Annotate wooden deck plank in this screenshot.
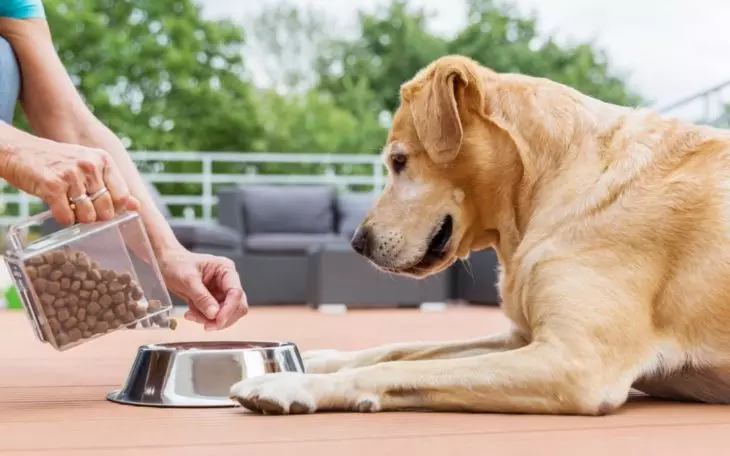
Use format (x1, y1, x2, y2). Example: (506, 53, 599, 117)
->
(0, 305, 728, 455)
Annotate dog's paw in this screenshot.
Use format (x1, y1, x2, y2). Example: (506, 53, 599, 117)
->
(230, 372, 317, 415)
(301, 349, 354, 374)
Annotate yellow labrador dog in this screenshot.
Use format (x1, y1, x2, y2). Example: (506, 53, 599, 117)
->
(230, 54, 730, 415)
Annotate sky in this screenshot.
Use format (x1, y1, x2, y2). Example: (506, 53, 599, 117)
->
(199, 0, 730, 122)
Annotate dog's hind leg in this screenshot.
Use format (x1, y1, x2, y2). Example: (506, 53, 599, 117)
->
(302, 330, 527, 374)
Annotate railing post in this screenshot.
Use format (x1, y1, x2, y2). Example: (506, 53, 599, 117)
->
(19, 191, 29, 219)
(202, 155, 213, 222)
(703, 93, 711, 124)
(372, 156, 384, 193)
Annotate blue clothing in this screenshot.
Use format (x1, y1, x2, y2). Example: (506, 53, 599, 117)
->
(0, 0, 46, 19)
(0, 37, 19, 123)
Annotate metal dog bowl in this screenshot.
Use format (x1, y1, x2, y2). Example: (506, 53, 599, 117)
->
(106, 341, 305, 408)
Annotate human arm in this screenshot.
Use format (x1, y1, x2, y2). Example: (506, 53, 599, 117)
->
(0, 16, 247, 328)
(0, 17, 179, 257)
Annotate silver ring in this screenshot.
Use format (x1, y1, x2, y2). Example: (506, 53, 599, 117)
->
(69, 194, 91, 204)
(89, 187, 109, 201)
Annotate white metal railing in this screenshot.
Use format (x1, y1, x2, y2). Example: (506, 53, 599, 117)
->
(0, 151, 386, 226)
(3, 82, 729, 228)
(655, 79, 730, 128)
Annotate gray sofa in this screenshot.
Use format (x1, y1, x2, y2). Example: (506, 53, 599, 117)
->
(216, 185, 377, 305)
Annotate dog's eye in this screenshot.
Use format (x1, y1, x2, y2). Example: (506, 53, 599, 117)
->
(391, 153, 407, 173)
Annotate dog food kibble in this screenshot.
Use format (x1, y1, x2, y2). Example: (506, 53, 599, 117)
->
(23, 248, 172, 349)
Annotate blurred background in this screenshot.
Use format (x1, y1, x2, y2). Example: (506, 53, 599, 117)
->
(1, 0, 729, 308)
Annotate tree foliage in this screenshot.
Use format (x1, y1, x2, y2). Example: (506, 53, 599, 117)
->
(315, 0, 642, 121)
(25, 0, 263, 214)
(10, 0, 642, 188)
(39, 0, 261, 152)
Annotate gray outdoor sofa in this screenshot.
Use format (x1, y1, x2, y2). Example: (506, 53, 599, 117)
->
(216, 184, 455, 306)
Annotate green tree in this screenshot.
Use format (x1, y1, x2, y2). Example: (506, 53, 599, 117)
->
(451, 0, 642, 106)
(243, 1, 388, 164)
(315, 0, 642, 120)
(316, 1, 449, 120)
(14, 0, 263, 216)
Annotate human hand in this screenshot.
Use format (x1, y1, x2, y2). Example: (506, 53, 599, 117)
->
(157, 248, 248, 330)
(0, 136, 140, 225)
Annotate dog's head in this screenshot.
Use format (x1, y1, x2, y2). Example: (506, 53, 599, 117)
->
(351, 55, 524, 278)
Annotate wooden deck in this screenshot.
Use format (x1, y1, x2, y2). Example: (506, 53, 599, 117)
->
(0, 305, 728, 455)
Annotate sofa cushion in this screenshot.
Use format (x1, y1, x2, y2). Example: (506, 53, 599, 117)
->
(169, 221, 243, 250)
(246, 233, 344, 254)
(337, 192, 375, 239)
(240, 185, 335, 235)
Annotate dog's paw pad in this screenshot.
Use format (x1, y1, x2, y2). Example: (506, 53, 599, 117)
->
(255, 397, 287, 415)
(230, 372, 317, 415)
(355, 396, 381, 413)
(289, 401, 314, 414)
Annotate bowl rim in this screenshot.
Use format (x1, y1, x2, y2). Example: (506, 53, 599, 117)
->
(139, 341, 298, 352)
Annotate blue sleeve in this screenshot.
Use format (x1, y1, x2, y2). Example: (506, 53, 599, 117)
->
(0, 0, 46, 19)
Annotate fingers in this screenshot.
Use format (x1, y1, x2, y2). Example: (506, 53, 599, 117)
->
(43, 147, 143, 226)
(179, 260, 247, 331)
(100, 153, 139, 214)
(215, 262, 248, 329)
(46, 167, 91, 226)
(182, 272, 221, 321)
(67, 168, 97, 224)
(185, 289, 247, 331)
(162, 252, 248, 331)
(217, 288, 248, 329)
(184, 307, 208, 325)
(79, 158, 114, 220)
(46, 191, 75, 226)
(184, 307, 220, 331)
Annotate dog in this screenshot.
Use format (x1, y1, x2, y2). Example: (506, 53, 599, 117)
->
(230, 54, 730, 415)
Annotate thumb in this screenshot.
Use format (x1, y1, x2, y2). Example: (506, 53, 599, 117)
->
(184, 276, 220, 320)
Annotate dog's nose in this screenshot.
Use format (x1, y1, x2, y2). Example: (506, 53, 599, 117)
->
(350, 226, 371, 256)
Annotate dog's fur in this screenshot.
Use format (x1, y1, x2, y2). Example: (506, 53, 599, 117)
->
(230, 55, 730, 415)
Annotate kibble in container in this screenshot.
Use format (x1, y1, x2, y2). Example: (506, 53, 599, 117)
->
(3, 210, 175, 351)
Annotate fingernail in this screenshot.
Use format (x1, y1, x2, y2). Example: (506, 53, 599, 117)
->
(205, 304, 219, 319)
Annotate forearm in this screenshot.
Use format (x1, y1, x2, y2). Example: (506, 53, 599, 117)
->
(1, 17, 181, 257)
(74, 120, 183, 257)
(0, 120, 63, 185)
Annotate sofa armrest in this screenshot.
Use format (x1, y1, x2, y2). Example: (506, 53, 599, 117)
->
(216, 187, 246, 238)
(169, 220, 243, 251)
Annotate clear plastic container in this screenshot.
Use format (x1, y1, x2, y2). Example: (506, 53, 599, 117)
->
(3, 210, 174, 351)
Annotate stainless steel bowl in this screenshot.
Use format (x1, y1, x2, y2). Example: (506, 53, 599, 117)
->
(106, 341, 305, 408)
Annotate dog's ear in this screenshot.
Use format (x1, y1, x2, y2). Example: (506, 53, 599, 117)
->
(401, 60, 471, 164)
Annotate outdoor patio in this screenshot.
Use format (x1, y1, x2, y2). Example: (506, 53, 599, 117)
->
(0, 304, 728, 455)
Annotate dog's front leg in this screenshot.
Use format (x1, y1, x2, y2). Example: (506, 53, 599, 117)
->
(230, 340, 633, 415)
(303, 329, 527, 373)
(232, 261, 649, 415)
